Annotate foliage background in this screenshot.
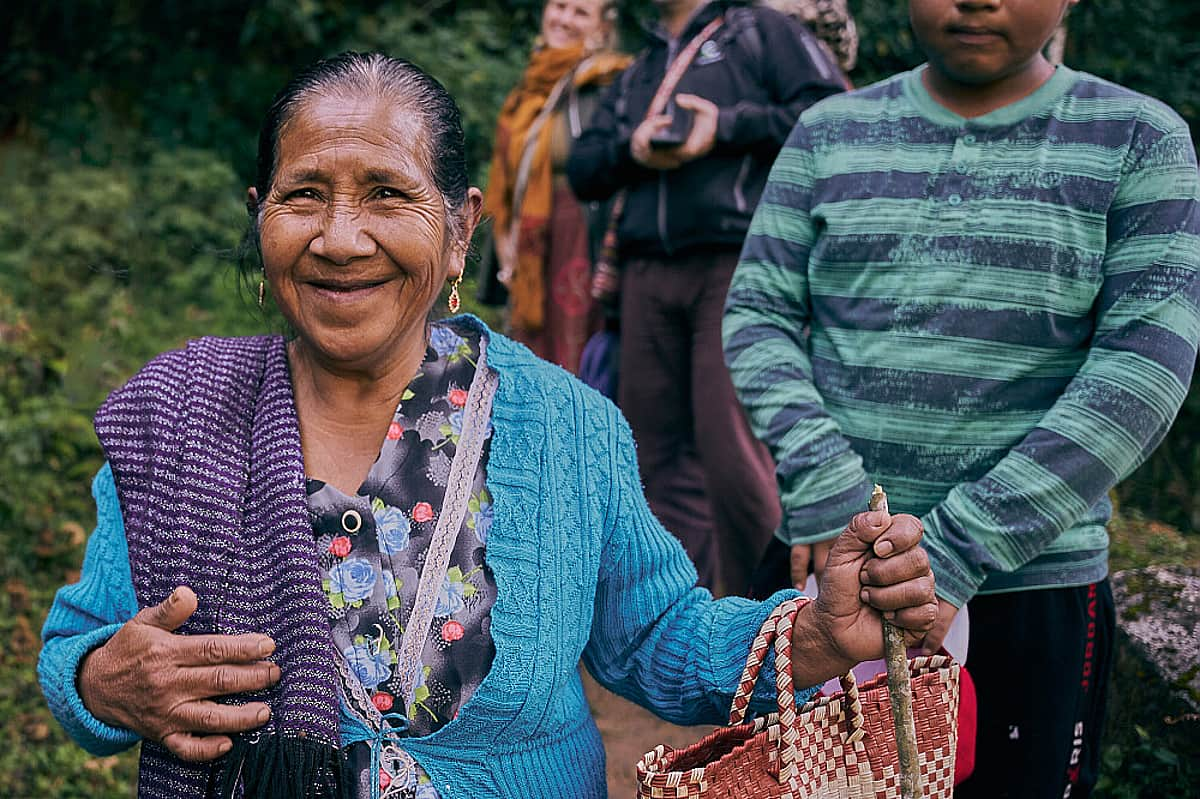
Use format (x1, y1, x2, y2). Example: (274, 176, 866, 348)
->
(1, 0, 1197, 796)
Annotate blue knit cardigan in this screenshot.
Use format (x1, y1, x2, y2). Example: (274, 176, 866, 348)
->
(40, 319, 804, 798)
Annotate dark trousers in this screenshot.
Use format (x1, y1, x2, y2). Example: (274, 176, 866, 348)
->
(618, 250, 779, 597)
(957, 581, 1115, 799)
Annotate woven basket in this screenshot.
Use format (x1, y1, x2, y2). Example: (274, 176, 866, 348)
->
(636, 598, 960, 798)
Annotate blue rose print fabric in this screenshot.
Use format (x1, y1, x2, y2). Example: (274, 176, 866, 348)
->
(308, 321, 496, 798)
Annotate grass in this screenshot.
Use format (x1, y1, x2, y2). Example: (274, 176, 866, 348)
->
(1108, 510, 1200, 573)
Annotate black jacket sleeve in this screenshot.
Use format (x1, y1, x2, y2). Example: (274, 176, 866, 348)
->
(567, 68, 657, 202)
(714, 9, 845, 157)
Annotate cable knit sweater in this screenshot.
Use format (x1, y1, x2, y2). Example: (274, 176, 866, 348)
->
(39, 318, 805, 799)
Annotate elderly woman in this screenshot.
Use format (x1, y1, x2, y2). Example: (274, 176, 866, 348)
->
(38, 52, 937, 799)
(482, 0, 628, 373)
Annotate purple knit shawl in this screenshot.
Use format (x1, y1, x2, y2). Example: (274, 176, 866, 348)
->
(95, 335, 342, 798)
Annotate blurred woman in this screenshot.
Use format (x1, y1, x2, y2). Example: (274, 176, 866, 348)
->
(482, 0, 629, 373)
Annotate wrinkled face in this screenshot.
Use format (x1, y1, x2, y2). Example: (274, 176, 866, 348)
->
(541, 0, 607, 50)
(257, 92, 466, 370)
(910, 0, 1075, 86)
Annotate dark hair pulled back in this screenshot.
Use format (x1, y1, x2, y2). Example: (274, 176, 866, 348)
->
(239, 51, 469, 281)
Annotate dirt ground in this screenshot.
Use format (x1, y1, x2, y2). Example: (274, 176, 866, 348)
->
(582, 671, 717, 798)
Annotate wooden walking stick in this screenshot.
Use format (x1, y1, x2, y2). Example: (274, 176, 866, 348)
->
(870, 484, 921, 798)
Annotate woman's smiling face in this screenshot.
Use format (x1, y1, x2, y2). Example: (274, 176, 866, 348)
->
(540, 0, 608, 50)
(256, 91, 472, 372)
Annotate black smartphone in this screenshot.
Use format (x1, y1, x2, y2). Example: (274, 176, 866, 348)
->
(648, 103, 694, 150)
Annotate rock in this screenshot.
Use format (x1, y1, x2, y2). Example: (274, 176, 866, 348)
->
(1107, 565, 1200, 769)
(1111, 565, 1200, 711)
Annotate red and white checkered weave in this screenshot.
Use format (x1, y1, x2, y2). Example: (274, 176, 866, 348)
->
(636, 599, 960, 799)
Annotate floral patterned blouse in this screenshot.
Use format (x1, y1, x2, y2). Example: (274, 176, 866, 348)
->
(308, 322, 496, 799)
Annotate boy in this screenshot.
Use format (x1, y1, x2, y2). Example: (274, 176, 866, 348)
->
(723, 1, 1200, 797)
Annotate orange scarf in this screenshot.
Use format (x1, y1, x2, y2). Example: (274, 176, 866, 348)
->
(483, 45, 631, 332)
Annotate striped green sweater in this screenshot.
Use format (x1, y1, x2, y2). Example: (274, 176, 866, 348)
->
(723, 65, 1200, 607)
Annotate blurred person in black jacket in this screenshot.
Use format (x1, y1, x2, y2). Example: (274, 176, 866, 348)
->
(567, 0, 843, 596)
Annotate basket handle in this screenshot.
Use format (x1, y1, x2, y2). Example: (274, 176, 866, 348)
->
(728, 597, 870, 783)
(728, 597, 805, 726)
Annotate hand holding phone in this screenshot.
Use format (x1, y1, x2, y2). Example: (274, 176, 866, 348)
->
(630, 94, 719, 170)
(648, 103, 694, 150)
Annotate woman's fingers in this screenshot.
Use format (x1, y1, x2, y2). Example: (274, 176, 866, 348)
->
(844, 509, 889, 542)
(892, 602, 941, 650)
(177, 633, 276, 666)
(161, 731, 234, 763)
(883, 602, 940, 633)
(174, 699, 272, 735)
(902, 626, 932, 649)
(918, 600, 959, 655)
(860, 546, 930, 587)
(812, 509, 938, 666)
(860, 574, 937, 613)
(871, 513, 924, 557)
(78, 583, 282, 747)
(134, 585, 199, 632)
(824, 510, 890, 572)
(855, 515, 935, 623)
(183, 661, 282, 698)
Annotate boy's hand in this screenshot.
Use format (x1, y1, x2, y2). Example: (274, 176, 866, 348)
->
(790, 538, 837, 588)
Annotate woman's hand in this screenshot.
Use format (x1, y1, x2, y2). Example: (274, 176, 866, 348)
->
(78, 586, 281, 762)
(495, 228, 517, 287)
(917, 598, 960, 656)
(789, 510, 937, 686)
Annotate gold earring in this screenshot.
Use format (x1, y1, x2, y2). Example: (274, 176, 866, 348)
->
(258, 276, 266, 308)
(447, 275, 462, 313)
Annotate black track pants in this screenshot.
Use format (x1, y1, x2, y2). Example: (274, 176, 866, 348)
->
(956, 581, 1115, 799)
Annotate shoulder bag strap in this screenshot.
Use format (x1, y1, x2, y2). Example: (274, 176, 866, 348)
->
(650, 14, 726, 115)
